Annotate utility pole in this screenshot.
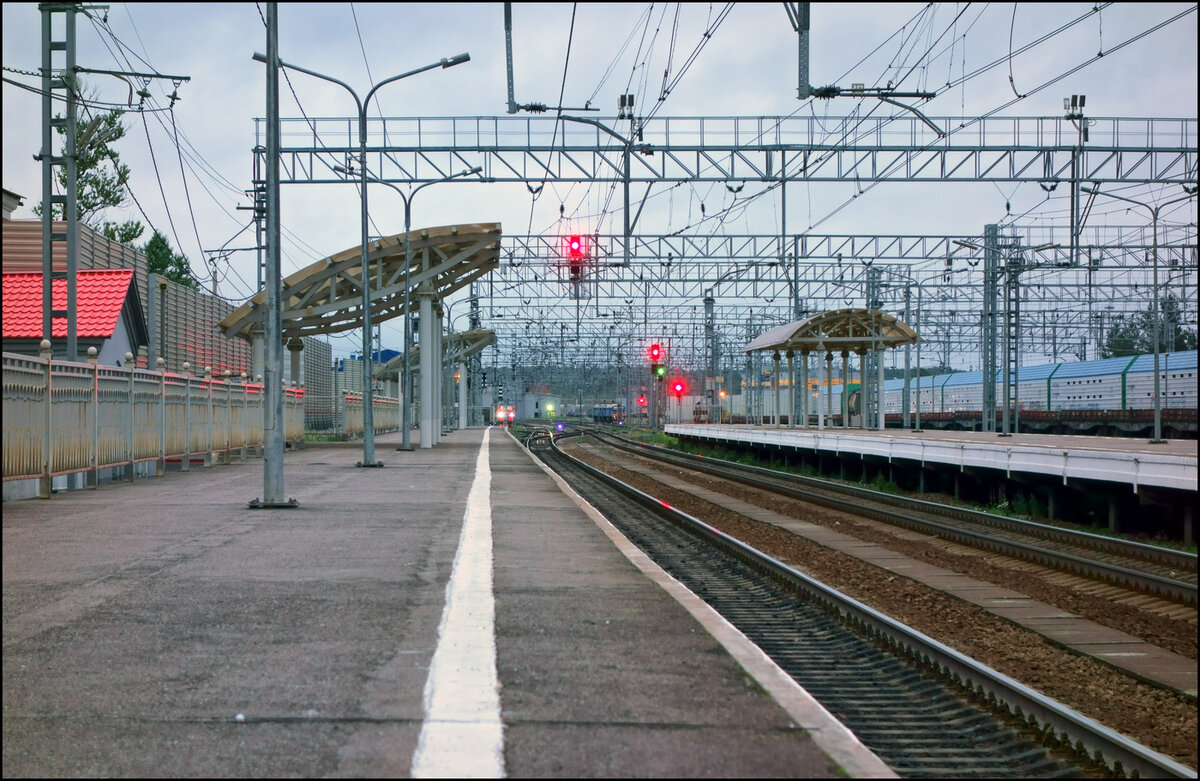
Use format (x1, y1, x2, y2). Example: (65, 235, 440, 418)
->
(981, 225, 1000, 434)
(40, 4, 79, 361)
(39, 5, 190, 363)
(249, 2, 295, 509)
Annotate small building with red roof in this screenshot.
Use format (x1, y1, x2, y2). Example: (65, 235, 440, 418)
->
(2, 268, 148, 366)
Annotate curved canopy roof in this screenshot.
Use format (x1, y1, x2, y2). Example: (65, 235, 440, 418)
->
(373, 328, 495, 378)
(744, 308, 919, 355)
(219, 223, 501, 339)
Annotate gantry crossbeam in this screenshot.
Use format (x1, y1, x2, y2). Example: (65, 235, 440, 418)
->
(259, 115, 1198, 185)
(474, 225, 1196, 375)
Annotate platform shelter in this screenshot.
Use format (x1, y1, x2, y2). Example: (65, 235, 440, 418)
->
(745, 308, 919, 431)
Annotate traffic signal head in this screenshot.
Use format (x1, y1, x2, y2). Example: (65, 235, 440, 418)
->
(671, 379, 686, 398)
(654, 365, 667, 380)
(564, 235, 588, 282)
(648, 343, 663, 362)
(637, 395, 647, 406)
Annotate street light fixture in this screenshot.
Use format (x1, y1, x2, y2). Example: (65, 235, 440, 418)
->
(333, 165, 484, 450)
(253, 49, 470, 465)
(1081, 185, 1195, 443)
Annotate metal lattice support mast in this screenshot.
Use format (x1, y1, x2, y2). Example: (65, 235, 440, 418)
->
(40, 3, 80, 361)
(474, 226, 1196, 379)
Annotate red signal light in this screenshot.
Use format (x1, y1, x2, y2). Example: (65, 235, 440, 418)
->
(648, 343, 663, 362)
(565, 235, 588, 281)
(671, 380, 686, 398)
(638, 395, 647, 406)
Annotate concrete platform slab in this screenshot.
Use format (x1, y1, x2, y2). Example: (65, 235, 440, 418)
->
(2, 428, 888, 777)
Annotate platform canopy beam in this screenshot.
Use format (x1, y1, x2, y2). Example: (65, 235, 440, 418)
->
(218, 223, 501, 340)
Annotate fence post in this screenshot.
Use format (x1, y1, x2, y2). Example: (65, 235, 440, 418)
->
(88, 347, 99, 489)
(157, 357, 166, 475)
(240, 372, 249, 462)
(342, 390, 350, 440)
(222, 370, 232, 465)
(205, 366, 214, 466)
(125, 351, 135, 481)
(39, 340, 53, 498)
(182, 363, 191, 472)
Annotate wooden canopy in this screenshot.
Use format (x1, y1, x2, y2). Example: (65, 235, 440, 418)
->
(744, 308, 918, 354)
(219, 223, 501, 339)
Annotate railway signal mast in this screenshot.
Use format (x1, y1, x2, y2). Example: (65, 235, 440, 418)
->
(648, 342, 667, 430)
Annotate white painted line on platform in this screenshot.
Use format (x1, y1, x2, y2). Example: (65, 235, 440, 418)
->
(411, 428, 505, 779)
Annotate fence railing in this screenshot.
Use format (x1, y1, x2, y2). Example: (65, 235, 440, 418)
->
(4, 344, 311, 498)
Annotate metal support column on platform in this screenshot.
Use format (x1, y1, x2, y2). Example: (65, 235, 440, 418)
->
(841, 351, 850, 428)
(419, 293, 436, 448)
(772, 351, 781, 426)
(459, 360, 468, 430)
(824, 350, 832, 430)
(786, 350, 795, 428)
(800, 351, 809, 429)
(858, 351, 868, 430)
(878, 346, 886, 431)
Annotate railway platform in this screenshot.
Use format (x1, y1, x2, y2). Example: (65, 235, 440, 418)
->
(2, 427, 889, 778)
(665, 423, 1198, 540)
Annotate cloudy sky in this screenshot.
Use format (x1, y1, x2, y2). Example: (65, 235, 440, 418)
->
(3, 3, 1197, 361)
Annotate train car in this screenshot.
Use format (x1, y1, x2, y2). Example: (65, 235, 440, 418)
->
(590, 403, 625, 423)
(876, 350, 1197, 435)
(1051, 355, 1137, 411)
(1124, 351, 1198, 410)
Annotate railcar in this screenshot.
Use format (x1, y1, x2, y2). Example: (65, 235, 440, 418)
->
(878, 350, 1197, 436)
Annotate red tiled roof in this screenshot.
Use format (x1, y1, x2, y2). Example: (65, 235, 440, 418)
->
(2, 269, 135, 339)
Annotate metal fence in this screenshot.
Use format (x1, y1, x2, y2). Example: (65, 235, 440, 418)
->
(3, 345, 308, 498)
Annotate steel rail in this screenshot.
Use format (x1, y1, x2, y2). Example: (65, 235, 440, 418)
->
(542, 429, 1195, 779)
(589, 430, 1197, 604)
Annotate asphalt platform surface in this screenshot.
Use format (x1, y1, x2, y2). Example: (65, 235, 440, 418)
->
(3, 427, 883, 778)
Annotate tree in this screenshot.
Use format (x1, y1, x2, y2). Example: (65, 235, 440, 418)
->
(144, 231, 198, 290)
(1101, 294, 1197, 358)
(34, 100, 145, 246)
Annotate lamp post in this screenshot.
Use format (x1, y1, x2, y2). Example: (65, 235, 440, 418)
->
(333, 166, 483, 450)
(443, 302, 477, 434)
(254, 50, 469, 465)
(1081, 186, 1195, 443)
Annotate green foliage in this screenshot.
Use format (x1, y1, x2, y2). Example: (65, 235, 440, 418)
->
(1102, 295, 1197, 358)
(144, 231, 198, 290)
(101, 219, 146, 245)
(34, 106, 144, 245)
(866, 473, 900, 495)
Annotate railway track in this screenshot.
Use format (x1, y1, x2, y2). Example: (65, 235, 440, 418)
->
(524, 428, 1194, 778)
(585, 428, 1198, 607)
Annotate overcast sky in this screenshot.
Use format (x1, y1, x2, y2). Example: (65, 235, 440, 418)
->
(3, 3, 1197, 360)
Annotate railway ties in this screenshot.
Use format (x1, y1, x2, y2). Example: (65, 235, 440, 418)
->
(534, 428, 1197, 778)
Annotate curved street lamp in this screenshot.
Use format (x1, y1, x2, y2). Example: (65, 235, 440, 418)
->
(254, 50, 470, 465)
(333, 165, 484, 450)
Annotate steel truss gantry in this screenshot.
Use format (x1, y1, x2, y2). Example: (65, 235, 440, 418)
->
(253, 112, 1196, 401)
(479, 224, 1196, 381)
(260, 114, 1197, 185)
